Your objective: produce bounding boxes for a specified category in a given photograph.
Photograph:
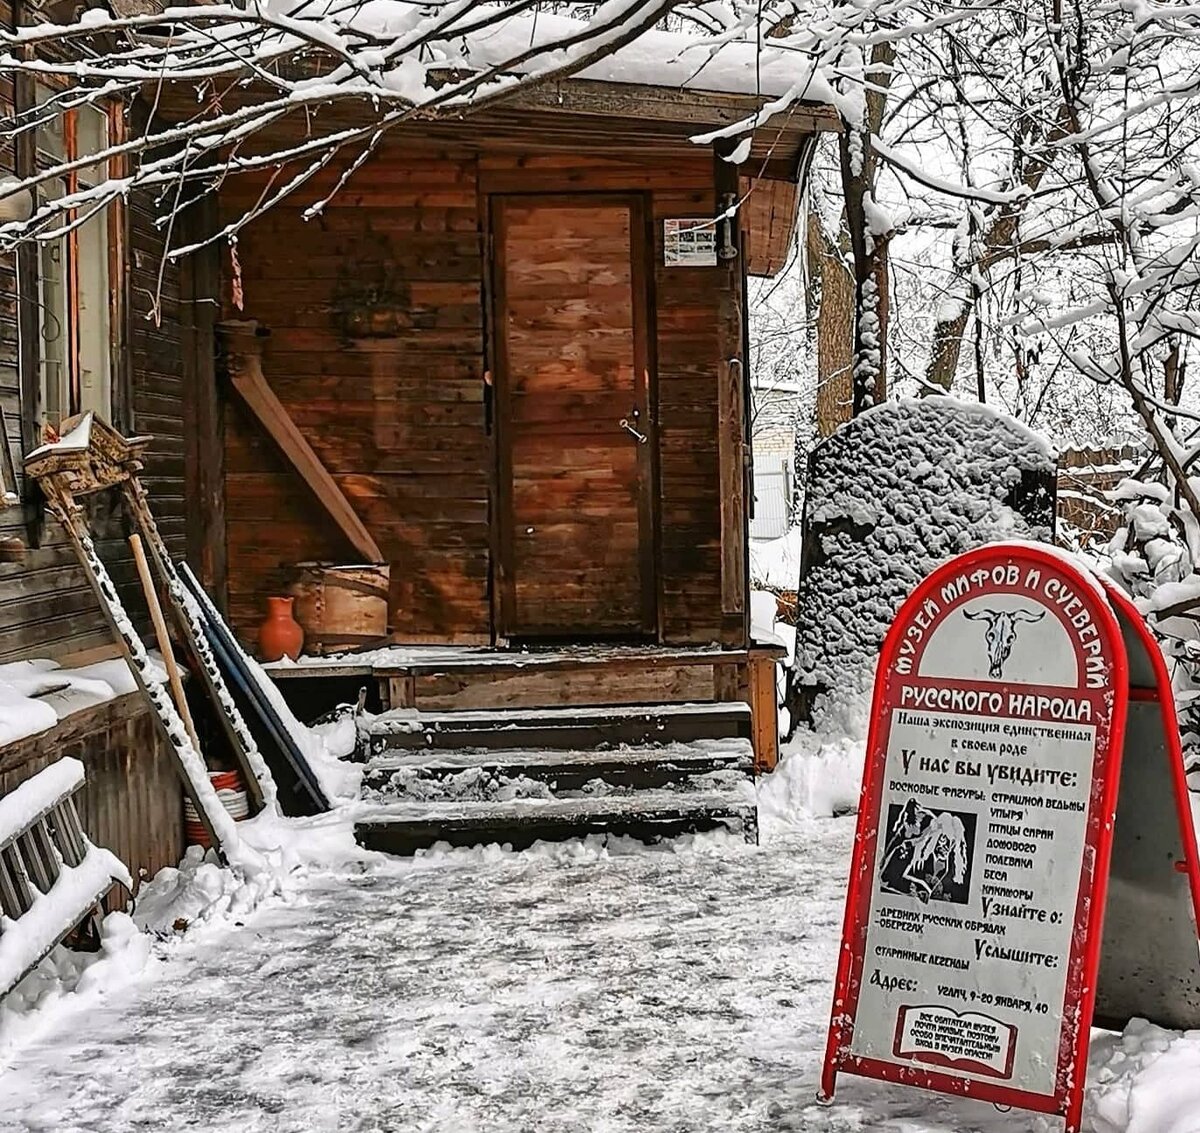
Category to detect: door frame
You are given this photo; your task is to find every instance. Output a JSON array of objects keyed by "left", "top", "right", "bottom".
[{"left": 487, "top": 192, "right": 658, "bottom": 643}]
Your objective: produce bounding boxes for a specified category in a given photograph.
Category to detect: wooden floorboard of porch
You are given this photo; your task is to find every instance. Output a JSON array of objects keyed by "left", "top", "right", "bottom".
[{"left": 263, "top": 642, "right": 783, "bottom": 681}]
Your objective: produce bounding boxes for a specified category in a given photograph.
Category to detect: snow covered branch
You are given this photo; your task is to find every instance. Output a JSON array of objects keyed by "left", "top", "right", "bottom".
[{"left": 0, "top": 1, "right": 718, "bottom": 250}]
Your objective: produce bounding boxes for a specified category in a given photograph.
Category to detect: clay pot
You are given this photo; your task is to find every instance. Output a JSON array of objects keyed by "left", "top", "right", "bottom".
[{"left": 257, "top": 595, "right": 304, "bottom": 661}]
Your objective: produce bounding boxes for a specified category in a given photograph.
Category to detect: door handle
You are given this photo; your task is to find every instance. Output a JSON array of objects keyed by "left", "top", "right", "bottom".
[{"left": 620, "top": 406, "right": 648, "bottom": 444}]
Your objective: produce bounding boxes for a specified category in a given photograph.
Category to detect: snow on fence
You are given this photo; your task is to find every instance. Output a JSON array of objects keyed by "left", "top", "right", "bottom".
[
  {"left": 0, "top": 757, "right": 131, "bottom": 998},
  {"left": 1056, "top": 443, "right": 1146, "bottom": 549}
]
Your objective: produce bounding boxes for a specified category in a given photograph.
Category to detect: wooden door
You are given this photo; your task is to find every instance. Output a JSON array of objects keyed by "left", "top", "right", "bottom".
[{"left": 492, "top": 195, "right": 655, "bottom": 640}]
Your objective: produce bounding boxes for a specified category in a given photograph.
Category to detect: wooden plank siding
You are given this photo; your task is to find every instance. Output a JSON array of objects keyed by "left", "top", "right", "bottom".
[
  {"left": 0, "top": 188, "right": 187, "bottom": 663},
  {"left": 0, "top": 4, "right": 26, "bottom": 626},
  {"left": 218, "top": 148, "right": 491, "bottom": 643},
  {"left": 0, "top": 0, "right": 190, "bottom": 872},
  {"left": 218, "top": 142, "right": 746, "bottom": 648},
  {"left": 0, "top": 0, "right": 187, "bottom": 663},
  {"left": 0, "top": 692, "right": 185, "bottom": 903}
]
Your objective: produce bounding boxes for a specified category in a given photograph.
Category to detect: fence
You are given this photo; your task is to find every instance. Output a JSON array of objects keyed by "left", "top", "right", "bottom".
[
  {"left": 751, "top": 456, "right": 793, "bottom": 540},
  {"left": 1056, "top": 444, "right": 1145, "bottom": 549}
]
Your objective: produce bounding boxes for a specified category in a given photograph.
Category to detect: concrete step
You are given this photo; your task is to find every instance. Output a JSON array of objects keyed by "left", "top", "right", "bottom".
[
  {"left": 354, "top": 787, "right": 757, "bottom": 855},
  {"left": 362, "top": 737, "right": 754, "bottom": 797},
  {"left": 360, "top": 702, "right": 752, "bottom": 758}
]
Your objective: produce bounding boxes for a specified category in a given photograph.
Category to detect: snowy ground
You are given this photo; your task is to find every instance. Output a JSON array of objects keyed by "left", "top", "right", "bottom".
[{"left": 2, "top": 803, "right": 1197, "bottom": 1133}]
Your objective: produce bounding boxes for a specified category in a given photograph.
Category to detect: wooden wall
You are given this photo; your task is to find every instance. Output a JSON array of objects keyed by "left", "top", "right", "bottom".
[
  {"left": 0, "top": 693, "right": 184, "bottom": 903},
  {"left": 0, "top": 2, "right": 188, "bottom": 897},
  {"left": 219, "top": 147, "right": 490, "bottom": 642},
  {"left": 0, "top": 12, "right": 27, "bottom": 654},
  {"left": 220, "top": 141, "right": 746, "bottom": 647},
  {"left": 0, "top": 93, "right": 186, "bottom": 665}
]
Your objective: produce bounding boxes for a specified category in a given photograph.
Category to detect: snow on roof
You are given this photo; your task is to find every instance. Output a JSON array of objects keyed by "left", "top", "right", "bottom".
[
  {"left": 25, "top": 411, "right": 93, "bottom": 461},
  {"left": 463, "top": 11, "right": 832, "bottom": 100},
  {"left": 319, "top": 3, "right": 835, "bottom": 104}
]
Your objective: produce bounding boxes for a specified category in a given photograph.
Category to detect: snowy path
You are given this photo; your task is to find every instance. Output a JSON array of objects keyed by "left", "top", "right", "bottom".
[{"left": 0, "top": 819, "right": 1189, "bottom": 1133}]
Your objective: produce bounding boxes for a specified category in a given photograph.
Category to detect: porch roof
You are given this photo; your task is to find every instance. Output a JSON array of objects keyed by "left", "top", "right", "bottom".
[{"left": 148, "top": 6, "right": 840, "bottom": 182}]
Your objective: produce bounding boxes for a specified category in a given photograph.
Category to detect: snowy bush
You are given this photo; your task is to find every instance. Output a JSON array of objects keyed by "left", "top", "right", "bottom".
[
  {"left": 790, "top": 396, "right": 1055, "bottom": 733},
  {"left": 1107, "top": 481, "right": 1200, "bottom": 782}
]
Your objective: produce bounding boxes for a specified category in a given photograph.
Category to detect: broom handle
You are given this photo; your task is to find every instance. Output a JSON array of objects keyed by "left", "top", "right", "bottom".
[{"left": 129, "top": 534, "right": 203, "bottom": 755}]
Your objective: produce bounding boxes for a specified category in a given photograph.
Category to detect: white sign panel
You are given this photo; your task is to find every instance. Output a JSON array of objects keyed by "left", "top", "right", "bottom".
[{"left": 851, "top": 706, "right": 1095, "bottom": 1090}]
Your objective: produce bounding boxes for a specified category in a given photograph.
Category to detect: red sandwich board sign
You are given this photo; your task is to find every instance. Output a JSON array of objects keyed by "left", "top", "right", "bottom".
[{"left": 820, "top": 542, "right": 1200, "bottom": 1131}]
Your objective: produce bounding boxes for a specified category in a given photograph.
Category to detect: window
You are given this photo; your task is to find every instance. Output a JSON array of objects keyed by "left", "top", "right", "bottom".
[{"left": 34, "top": 93, "right": 119, "bottom": 434}]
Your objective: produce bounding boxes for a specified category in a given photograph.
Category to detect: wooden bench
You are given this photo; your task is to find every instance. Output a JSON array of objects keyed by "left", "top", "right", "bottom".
[{"left": 0, "top": 757, "right": 132, "bottom": 1000}]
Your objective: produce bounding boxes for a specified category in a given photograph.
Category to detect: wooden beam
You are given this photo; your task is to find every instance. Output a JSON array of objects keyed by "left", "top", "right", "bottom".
[
  {"left": 217, "top": 320, "right": 384, "bottom": 564},
  {"left": 129, "top": 533, "right": 202, "bottom": 756},
  {"left": 714, "top": 143, "right": 747, "bottom": 620},
  {"left": 180, "top": 197, "right": 228, "bottom": 609},
  {"left": 153, "top": 69, "right": 838, "bottom": 133},
  {"left": 500, "top": 79, "right": 840, "bottom": 133}
]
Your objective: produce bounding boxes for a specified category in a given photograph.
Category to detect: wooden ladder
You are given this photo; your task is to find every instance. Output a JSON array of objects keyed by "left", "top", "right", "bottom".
[{"left": 0, "top": 758, "right": 131, "bottom": 1000}]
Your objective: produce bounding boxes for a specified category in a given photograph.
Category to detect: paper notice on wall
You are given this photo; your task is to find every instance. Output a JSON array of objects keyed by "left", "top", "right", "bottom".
[{"left": 663, "top": 218, "right": 717, "bottom": 266}]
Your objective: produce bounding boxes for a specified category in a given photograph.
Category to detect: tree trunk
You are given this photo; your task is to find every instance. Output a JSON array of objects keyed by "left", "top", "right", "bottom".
[
  {"left": 924, "top": 105, "right": 1073, "bottom": 391},
  {"left": 807, "top": 211, "right": 855, "bottom": 437},
  {"left": 839, "top": 40, "right": 895, "bottom": 415},
  {"left": 926, "top": 301, "right": 972, "bottom": 391}
]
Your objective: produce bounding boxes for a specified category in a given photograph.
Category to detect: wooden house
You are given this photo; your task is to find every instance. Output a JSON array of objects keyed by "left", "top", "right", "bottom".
[
  {"left": 0, "top": 0, "right": 194, "bottom": 886},
  {"left": 0, "top": 23, "right": 837, "bottom": 863},
  {"left": 201, "top": 81, "right": 834, "bottom": 767}
]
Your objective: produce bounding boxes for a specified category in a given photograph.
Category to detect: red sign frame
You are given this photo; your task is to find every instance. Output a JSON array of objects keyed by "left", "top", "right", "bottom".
[{"left": 818, "top": 542, "right": 1200, "bottom": 1131}]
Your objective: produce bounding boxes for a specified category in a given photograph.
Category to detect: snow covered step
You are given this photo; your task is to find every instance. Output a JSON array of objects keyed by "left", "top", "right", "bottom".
[
  {"left": 354, "top": 787, "right": 758, "bottom": 855},
  {"left": 360, "top": 702, "right": 753, "bottom": 757},
  {"left": 363, "top": 738, "right": 754, "bottom": 797}
]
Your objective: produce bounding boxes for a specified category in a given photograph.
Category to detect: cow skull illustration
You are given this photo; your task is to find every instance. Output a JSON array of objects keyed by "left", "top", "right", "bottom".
[{"left": 962, "top": 607, "right": 1046, "bottom": 679}]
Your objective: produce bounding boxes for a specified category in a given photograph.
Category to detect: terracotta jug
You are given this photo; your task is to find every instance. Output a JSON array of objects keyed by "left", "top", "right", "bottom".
[{"left": 258, "top": 595, "right": 304, "bottom": 661}]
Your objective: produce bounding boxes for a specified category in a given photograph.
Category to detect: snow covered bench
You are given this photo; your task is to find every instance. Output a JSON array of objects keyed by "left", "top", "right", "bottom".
[{"left": 0, "top": 757, "right": 131, "bottom": 999}]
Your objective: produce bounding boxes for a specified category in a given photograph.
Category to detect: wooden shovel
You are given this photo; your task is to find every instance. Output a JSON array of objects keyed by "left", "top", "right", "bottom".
[{"left": 129, "top": 534, "right": 203, "bottom": 755}]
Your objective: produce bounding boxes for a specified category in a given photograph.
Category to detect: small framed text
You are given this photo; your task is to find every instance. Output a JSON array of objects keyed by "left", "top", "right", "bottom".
[{"left": 663, "top": 218, "right": 717, "bottom": 267}]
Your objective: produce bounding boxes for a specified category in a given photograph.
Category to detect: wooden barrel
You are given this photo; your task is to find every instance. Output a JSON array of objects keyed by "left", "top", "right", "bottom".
[{"left": 288, "top": 562, "right": 390, "bottom": 656}]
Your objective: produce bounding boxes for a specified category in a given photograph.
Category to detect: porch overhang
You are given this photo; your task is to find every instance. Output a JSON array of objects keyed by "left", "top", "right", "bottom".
[{"left": 151, "top": 74, "right": 837, "bottom": 177}]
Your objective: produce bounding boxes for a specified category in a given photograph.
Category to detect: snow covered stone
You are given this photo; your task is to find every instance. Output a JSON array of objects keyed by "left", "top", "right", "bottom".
[{"left": 791, "top": 396, "right": 1056, "bottom": 728}]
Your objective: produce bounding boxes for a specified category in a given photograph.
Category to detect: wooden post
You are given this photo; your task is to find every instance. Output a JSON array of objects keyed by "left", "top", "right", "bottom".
[
  {"left": 180, "top": 196, "right": 228, "bottom": 608},
  {"left": 714, "top": 143, "right": 747, "bottom": 622},
  {"left": 387, "top": 673, "right": 416, "bottom": 712},
  {"left": 746, "top": 653, "right": 780, "bottom": 773},
  {"left": 712, "top": 661, "right": 740, "bottom": 702}
]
